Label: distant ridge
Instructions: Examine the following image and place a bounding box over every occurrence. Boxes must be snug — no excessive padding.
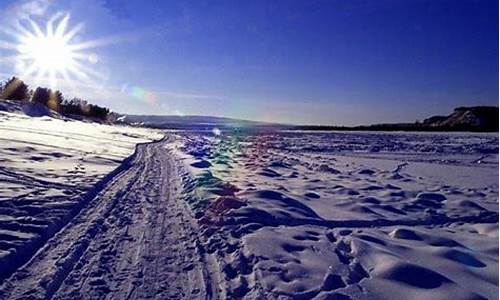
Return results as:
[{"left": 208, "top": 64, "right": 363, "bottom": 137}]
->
[
  {"left": 119, "top": 106, "right": 498, "bottom": 132},
  {"left": 117, "top": 114, "right": 280, "bottom": 130},
  {"left": 423, "top": 106, "right": 498, "bottom": 131},
  {"left": 294, "top": 106, "right": 499, "bottom": 132}
]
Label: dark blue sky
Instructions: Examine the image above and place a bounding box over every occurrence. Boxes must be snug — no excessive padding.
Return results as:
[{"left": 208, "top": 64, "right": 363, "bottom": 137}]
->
[{"left": 0, "top": 0, "right": 498, "bottom": 125}]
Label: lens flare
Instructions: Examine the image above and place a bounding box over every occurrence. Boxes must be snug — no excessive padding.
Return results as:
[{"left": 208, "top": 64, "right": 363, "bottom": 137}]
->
[{"left": 122, "top": 84, "right": 159, "bottom": 105}]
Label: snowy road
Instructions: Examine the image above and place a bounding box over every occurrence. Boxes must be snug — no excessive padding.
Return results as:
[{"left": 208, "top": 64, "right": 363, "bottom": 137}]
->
[{"left": 0, "top": 139, "right": 216, "bottom": 299}]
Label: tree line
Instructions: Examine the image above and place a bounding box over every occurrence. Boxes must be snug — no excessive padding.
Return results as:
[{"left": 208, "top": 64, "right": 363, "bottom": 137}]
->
[{"left": 0, "top": 76, "right": 110, "bottom": 121}]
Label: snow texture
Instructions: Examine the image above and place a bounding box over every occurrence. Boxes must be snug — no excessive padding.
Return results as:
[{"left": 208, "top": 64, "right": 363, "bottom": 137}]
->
[
  {"left": 0, "top": 104, "right": 162, "bottom": 287},
  {"left": 172, "top": 130, "right": 498, "bottom": 299},
  {"left": 0, "top": 104, "right": 498, "bottom": 300}
]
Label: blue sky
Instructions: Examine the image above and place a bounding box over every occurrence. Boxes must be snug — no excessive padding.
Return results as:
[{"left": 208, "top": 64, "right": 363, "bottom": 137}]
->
[{"left": 0, "top": 0, "right": 498, "bottom": 125}]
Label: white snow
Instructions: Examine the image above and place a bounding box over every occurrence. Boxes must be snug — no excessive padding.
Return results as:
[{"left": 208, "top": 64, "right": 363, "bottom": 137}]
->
[
  {"left": 0, "top": 102, "right": 497, "bottom": 300},
  {"left": 0, "top": 101, "right": 162, "bottom": 282},
  {"left": 172, "top": 130, "right": 498, "bottom": 299}
]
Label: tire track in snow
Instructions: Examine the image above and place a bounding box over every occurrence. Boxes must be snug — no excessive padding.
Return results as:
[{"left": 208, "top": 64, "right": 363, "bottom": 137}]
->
[{"left": 0, "top": 138, "right": 215, "bottom": 299}]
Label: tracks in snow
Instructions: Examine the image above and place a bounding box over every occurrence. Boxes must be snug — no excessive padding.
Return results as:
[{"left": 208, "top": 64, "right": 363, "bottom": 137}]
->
[{"left": 0, "top": 139, "right": 216, "bottom": 300}]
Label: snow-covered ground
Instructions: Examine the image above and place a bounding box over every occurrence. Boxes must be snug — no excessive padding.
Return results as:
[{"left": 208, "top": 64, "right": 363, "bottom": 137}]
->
[
  {"left": 172, "top": 130, "right": 498, "bottom": 299},
  {"left": 0, "top": 102, "right": 497, "bottom": 300},
  {"left": 0, "top": 102, "right": 162, "bottom": 283}
]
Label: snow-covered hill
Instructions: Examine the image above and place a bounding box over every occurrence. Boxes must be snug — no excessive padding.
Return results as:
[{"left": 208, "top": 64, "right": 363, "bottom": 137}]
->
[{"left": 118, "top": 114, "right": 282, "bottom": 129}]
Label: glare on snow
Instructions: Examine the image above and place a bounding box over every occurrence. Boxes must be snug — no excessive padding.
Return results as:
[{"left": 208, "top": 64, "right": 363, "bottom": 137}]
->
[{"left": 212, "top": 127, "right": 222, "bottom": 136}]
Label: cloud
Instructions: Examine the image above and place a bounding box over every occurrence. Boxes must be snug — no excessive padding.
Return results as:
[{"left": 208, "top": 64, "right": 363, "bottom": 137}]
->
[{"left": 1, "top": 0, "right": 51, "bottom": 22}]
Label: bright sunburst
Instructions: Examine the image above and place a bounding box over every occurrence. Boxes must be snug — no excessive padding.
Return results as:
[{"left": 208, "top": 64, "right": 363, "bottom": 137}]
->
[
  {"left": 18, "top": 22, "right": 75, "bottom": 74},
  {"left": 1, "top": 13, "right": 102, "bottom": 89}
]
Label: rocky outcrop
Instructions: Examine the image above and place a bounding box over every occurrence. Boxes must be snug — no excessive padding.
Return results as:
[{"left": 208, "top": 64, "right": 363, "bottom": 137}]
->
[{"left": 424, "top": 106, "right": 498, "bottom": 131}]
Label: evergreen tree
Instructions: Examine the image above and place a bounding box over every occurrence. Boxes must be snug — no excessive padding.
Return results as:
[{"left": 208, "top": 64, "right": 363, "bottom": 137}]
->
[
  {"left": 0, "top": 77, "right": 29, "bottom": 100},
  {"left": 32, "top": 87, "right": 51, "bottom": 106},
  {"left": 48, "top": 90, "right": 64, "bottom": 112}
]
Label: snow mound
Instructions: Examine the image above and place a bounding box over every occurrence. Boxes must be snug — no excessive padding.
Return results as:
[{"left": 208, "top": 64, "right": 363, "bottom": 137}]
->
[{"left": 0, "top": 100, "right": 61, "bottom": 118}]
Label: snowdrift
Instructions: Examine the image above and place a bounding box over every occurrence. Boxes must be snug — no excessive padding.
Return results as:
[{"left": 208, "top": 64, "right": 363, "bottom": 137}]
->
[{"left": 172, "top": 130, "right": 498, "bottom": 299}]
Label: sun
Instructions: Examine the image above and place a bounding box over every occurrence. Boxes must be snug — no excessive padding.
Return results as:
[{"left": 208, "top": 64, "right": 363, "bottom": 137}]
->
[
  {"left": 18, "top": 27, "right": 75, "bottom": 74},
  {"left": 1, "top": 13, "right": 102, "bottom": 89}
]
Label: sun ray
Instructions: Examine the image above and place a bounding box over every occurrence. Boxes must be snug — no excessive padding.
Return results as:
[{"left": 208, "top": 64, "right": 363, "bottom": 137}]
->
[
  {"left": 55, "top": 15, "right": 70, "bottom": 37},
  {"left": 1, "top": 12, "right": 111, "bottom": 91},
  {"left": 8, "top": 28, "right": 33, "bottom": 46},
  {"left": 21, "top": 63, "right": 39, "bottom": 79},
  {"left": 61, "top": 23, "right": 84, "bottom": 43},
  {"left": 67, "top": 37, "right": 117, "bottom": 51},
  {"left": 71, "top": 60, "right": 108, "bottom": 80},
  {"left": 60, "top": 68, "right": 77, "bottom": 94},
  {"left": 0, "top": 41, "right": 19, "bottom": 50},
  {"left": 68, "top": 32, "right": 141, "bottom": 51},
  {"left": 3, "top": 21, "right": 35, "bottom": 41},
  {"left": 28, "top": 19, "right": 44, "bottom": 38},
  {"left": 48, "top": 70, "right": 55, "bottom": 88},
  {"left": 71, "top": 52, "right": 88, "bottom": 60},
  {"left": 35, "top": 68, "right": 47, "bottom": 86},
  {"left": 66, "top": 63, "right": 90, "bottom": 80},
  {"left": 0, "top": 27, "right": 19, "bottom": 39}
]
